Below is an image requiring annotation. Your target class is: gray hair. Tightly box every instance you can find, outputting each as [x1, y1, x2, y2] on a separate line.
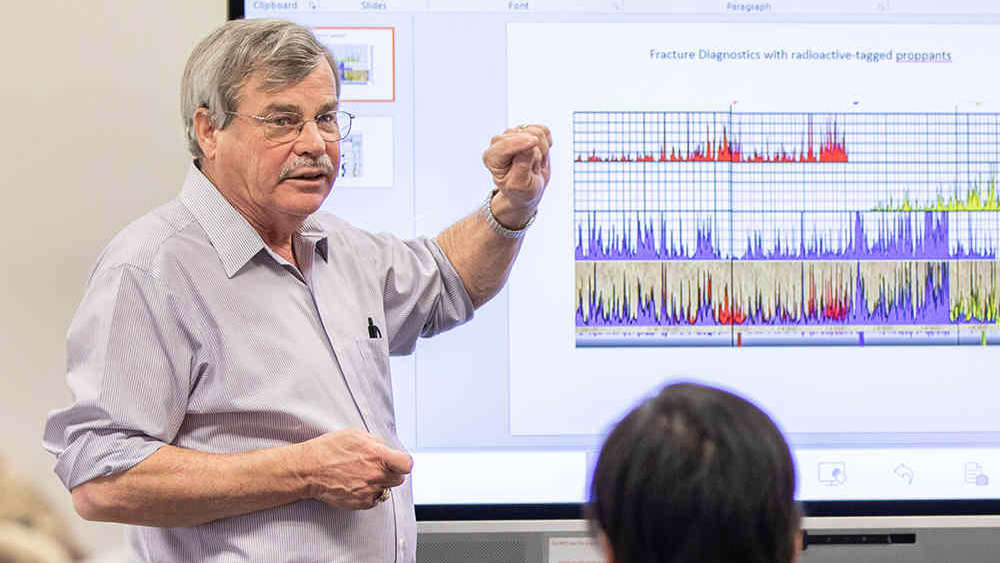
[180, 19, 339, 161]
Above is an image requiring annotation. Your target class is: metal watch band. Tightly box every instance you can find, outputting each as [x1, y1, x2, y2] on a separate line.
[482, 189, 536, 239]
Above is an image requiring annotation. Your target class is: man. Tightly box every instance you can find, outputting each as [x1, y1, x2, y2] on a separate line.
[42, 19, 551, 562]
[588, 383, 803, 563]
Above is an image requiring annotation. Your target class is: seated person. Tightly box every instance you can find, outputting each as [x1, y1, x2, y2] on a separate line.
[0, 457, 85, 563]
[588, 382, 802, 563]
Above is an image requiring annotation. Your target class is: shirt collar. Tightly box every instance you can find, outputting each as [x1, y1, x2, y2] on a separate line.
[180, 163, 329, 278]
[300, 212, 329, 262]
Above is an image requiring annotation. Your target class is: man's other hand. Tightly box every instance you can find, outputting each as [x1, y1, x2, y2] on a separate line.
[292, 428, 413, 510]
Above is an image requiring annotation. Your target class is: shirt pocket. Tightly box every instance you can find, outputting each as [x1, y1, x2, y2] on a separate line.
[350, 337, 399, 441]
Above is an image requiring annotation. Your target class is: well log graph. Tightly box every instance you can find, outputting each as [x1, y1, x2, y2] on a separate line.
[573, 110, 1000, 346]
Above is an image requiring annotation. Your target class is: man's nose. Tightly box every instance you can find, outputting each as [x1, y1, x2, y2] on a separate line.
[293, 120, 326, 155]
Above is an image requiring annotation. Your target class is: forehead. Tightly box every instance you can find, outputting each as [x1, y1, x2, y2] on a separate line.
[239, 62, 338, 113]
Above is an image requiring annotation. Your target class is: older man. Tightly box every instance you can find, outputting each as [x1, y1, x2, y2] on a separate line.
[42, 19, 550, 562]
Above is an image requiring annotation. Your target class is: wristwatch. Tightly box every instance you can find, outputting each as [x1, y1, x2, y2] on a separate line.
[481, 188, 536, 239]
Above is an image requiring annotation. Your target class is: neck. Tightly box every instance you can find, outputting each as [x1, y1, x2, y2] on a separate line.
[250, 218, 300, 266]
[201, 161, 303, 266]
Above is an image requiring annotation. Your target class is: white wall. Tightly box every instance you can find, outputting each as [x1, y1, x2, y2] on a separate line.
[0, 1, 225, 553]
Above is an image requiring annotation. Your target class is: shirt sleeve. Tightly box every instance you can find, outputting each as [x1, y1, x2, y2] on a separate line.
[42, 264, 193, 490]
[376, 235, 475, 356]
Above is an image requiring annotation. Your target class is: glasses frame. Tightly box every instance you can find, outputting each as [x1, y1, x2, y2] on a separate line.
[225, 109, 355, 144]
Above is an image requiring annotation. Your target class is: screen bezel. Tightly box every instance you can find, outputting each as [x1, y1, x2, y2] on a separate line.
[415, 501, 1000, 521]
[227, 1, 1000, 523]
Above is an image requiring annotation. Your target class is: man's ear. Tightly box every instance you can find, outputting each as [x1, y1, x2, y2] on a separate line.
[193, 107, 221, 161]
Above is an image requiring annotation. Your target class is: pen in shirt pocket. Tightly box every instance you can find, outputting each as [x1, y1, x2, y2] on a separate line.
[367, 317, 382, 339]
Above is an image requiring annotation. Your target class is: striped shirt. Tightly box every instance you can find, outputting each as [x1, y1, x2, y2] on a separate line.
[43, 164, 474, 562]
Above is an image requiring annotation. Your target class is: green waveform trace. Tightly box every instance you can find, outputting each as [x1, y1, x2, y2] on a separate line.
[950, 262, 1000, 324]
[874, 178, 1000, 212]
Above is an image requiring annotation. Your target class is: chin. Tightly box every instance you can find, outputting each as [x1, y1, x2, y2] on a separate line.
[293, 196, 329, 216]
[276, 185, 333, 215]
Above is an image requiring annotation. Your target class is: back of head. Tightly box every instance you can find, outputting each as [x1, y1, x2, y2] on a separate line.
[179, 19, 338, 162]
[589, 383, 798, 563]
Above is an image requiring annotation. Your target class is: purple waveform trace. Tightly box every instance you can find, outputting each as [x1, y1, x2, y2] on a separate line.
[575, 286, 720, 327]
[575, 215, 722, 260]
[575, 212, 996, 261]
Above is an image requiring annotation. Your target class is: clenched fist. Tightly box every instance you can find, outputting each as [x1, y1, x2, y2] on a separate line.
[482, 124, 552, 226]
[292, 428, 413, 510]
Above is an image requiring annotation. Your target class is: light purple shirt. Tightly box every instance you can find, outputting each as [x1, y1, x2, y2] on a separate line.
[43, 165, 474, 562]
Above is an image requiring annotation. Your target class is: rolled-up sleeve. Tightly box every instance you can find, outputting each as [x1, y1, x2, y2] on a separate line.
[43, 264, 192, 490]
[376, 235, 474, 356]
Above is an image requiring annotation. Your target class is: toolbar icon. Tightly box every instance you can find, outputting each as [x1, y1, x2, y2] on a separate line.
[818, 462, 847, 486]
[894, 463, 914, 485]
[964, 462, 989, 486]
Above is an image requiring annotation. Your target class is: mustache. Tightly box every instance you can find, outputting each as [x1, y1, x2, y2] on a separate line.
[279, 154, 335, 181]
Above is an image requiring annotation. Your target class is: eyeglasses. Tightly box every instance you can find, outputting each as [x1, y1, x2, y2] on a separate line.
[226, 109, 354, 143]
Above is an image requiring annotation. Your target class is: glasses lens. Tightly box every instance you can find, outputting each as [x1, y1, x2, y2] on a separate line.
[264, 114, 302, 143]
[258, 112, 351, 143]
[315, 112, 341, 141]
[334, 111, 352, 141]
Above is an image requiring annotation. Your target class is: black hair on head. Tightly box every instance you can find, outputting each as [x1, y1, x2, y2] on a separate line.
[588, 383, 799, 563]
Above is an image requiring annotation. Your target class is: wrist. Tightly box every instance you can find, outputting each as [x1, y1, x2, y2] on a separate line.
[484, 189, 536, 238]
[284, 442, 318, 501]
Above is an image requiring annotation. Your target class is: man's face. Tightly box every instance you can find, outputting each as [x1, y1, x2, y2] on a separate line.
[211, 61, 340, 225]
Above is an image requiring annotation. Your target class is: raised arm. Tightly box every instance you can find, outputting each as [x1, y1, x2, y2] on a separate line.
[435, 124, 552, 308]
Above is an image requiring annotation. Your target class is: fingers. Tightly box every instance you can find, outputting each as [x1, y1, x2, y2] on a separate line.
[302, 429, 414, 511]
[508, 123, 553, 148]
[379, 445, 414, 475]
[482, 134, 540, 176]
[482, 123, 552, 203]
[505, 149, 537, 190]
[483, 124, 552, 170]
[374, 470, 407, 489]
[351, 475, 406, 511]
[361, 486, 393, 511]
[511, 125, 551, 159]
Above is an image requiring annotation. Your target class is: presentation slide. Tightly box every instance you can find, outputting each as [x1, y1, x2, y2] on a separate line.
[313, 26, 395, 102]
[507, 22, 1000, 438]
[242, 2, 1000, 505]
[333, 115, 395, 188]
